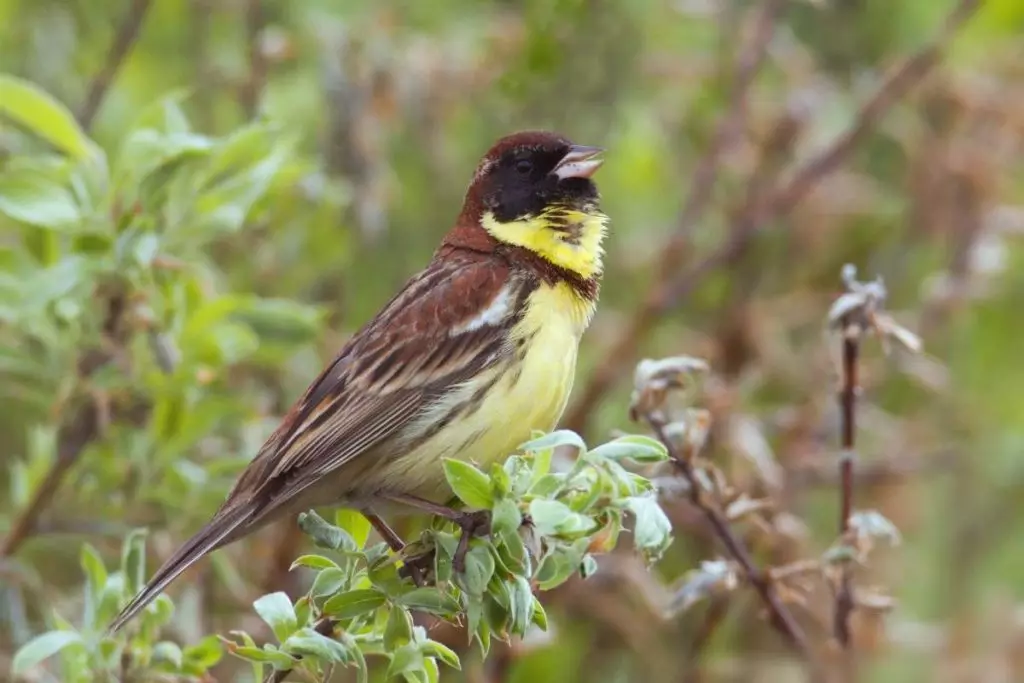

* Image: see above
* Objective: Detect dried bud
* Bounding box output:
[828,263,922,354]
[666,559,738,616]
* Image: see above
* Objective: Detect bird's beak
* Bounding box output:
[553,145,605,180]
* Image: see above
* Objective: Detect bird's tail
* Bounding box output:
[107,504,253,634]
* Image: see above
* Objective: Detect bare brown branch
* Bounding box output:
[566,0,982,435]
[644,417,824,680]
[78,0,153,130]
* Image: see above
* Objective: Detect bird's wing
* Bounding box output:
[234,252,529,505]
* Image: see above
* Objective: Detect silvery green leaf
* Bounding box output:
[385,604,414,651]
[299,510,356,552]
[252,592,298,642]
[535,539,589,590]
[387,643,425,679]
[623,496,673,556]
[508,576,533,637]
[283,627,350,663]
[120,528,148,598]
[310,567,346,601]
[335,509,372,550]
[580,554,599,579]
[397,588,461,617]
[491,498,522,538]
[442,459,493,509]
[519,429,586,454]
[322,589,386,620]
[12,631,83,676]
[153,641,184,669]
[290,554,339,572]
[420,639,461,670]
[528,499,592,537]
[587,435,668,463]
[461,544,495,597]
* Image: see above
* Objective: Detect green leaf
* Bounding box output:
[519,429,586,454]
[490,498,522,538]
[290,554,339,572]
[253,592,298,642]
[120,528,148,597]
[298,510,357,552]
[442,459,494,509]
[508,576,533,637]
[310,567,347,601]
[460,543,495,598]
[231,297,322,346]
[283,627,350,663]
[0,169,80,229]
[335,509,373,550]
[535,539,590,590]
[623,496,673,555]
[528,499,592,536]
[531,598,548,630]
[397,588,461,617]
[387,643,425,680]
[384,605,414,651]
[79,543,108,603]
[183,635,224,669]
[12,630,83,675]
[420,640,461,670]
[322,589,387,620]
[153,641,184,669]
[580,554,599,579]
[587,435,668,463]
[0,75,98,160]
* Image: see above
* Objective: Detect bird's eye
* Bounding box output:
[515,159,533,175]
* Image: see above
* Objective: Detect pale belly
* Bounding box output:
[369,282,590,504]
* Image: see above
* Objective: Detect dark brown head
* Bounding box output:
[462,130,604,224]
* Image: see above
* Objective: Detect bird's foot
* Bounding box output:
[452,509,491,574]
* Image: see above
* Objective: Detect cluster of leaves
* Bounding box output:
[11,430,672,681]
[0,75,341,681]
[223,430,672,682]
[11,531,222,681]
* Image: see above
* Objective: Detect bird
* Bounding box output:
[109,130,608,632]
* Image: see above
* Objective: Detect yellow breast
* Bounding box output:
[378,281,596,502]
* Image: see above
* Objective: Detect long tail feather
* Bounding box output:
[107,504,253,633]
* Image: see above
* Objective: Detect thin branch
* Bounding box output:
[0,403,100,557]
[834,327,860,650]
[564,0,781,431]
[78,0,153,131]
[645,417,824,680]
[0,294,177,558]
[240,0,267,118]
[566,0,981,434]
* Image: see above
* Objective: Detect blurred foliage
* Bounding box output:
[2,0,1024,681]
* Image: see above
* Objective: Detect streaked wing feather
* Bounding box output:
[230,254,525,508]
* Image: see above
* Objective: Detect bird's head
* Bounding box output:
[449,131,608,281]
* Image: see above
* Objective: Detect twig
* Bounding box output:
[0,403,100,557]
[833,324,860,650]
[240,0,266,118]
[564,0,781,431]
[1,292,177,557]
[645,417,824,680]
[78,0,153,130]
[684,597,731,683]
[566,0,981,434]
